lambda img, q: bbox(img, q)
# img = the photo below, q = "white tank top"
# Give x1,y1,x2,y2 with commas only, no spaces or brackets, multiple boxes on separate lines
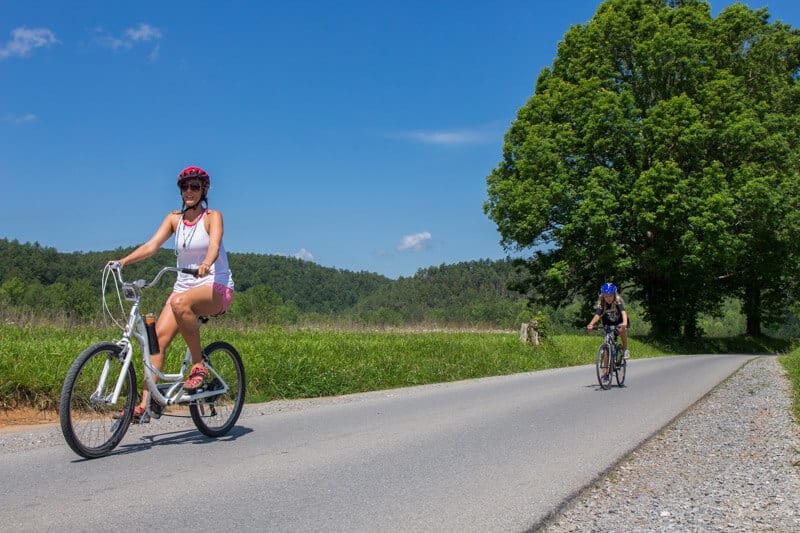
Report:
173,209,235,293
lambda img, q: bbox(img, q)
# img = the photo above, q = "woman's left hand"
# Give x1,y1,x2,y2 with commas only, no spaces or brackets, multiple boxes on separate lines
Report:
197,263,211,277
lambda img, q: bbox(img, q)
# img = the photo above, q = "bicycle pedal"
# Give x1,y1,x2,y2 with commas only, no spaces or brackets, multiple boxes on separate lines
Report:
133,414,151,424
149,397,166,419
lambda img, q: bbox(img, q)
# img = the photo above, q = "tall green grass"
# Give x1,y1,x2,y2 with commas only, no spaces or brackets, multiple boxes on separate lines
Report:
780,349,800,422
0,323,795,414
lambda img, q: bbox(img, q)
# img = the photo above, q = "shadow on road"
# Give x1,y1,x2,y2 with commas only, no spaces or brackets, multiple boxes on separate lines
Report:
122,425,253,453
69,425,254,461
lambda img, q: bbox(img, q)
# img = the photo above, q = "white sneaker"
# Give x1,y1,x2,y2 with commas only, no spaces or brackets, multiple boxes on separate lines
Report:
623,350,630,359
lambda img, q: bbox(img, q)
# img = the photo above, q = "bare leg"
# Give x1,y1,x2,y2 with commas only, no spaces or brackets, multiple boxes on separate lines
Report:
169,285,223,366
619,324,629,351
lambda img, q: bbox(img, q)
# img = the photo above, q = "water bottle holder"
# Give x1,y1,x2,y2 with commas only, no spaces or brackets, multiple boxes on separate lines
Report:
145,323,160,354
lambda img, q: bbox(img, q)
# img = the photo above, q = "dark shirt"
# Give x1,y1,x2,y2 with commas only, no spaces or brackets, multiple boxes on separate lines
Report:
595,298,625,326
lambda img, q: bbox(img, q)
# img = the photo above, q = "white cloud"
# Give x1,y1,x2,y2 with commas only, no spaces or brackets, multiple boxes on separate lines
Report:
412,131,484,144
3,112,37,124
148,43,160,62
94,24,162,57
392,128,496,146
15,113,36,124
126,24,162,42
0,27,59,60
293,248,315,261
397,231,433,252
96,33,126,50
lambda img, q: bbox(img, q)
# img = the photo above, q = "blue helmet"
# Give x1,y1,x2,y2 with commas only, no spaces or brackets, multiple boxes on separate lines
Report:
601,282,617,294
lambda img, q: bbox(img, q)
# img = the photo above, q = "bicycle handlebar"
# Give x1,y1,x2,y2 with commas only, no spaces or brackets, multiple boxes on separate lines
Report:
585,325,620,335
107,262,199,288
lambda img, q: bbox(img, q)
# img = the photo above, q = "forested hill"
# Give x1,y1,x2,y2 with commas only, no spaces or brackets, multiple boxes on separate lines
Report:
229,252,392,313
0,238,528,326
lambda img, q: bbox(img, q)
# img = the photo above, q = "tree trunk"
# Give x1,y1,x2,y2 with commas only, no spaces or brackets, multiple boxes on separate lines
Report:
744,283,762,336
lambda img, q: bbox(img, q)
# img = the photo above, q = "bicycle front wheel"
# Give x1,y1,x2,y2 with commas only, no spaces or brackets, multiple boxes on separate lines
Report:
615,352,627,387
190,341,246,438
595,343,612,390
60,342,137,458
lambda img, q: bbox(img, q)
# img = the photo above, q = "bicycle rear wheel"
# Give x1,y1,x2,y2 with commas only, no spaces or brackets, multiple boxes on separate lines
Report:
595,343,612,390
190,341,245,438
60,342,136,458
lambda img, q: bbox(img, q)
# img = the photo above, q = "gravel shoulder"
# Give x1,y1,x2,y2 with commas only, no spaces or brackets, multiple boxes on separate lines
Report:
540,356,800,532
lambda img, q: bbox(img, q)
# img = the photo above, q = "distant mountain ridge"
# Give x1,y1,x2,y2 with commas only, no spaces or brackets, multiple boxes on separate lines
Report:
0,238,526,326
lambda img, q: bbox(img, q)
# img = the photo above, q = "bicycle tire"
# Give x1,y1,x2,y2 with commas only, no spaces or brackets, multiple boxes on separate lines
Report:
595,343,612,390
60,342,136,458
190,341,245,438
614,347,627,387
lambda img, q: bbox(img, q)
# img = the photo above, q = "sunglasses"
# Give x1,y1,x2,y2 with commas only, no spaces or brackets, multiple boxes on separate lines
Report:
180,183,203,192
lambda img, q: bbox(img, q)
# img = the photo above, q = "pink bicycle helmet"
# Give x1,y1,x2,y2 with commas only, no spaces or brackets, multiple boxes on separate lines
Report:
177,166,210,185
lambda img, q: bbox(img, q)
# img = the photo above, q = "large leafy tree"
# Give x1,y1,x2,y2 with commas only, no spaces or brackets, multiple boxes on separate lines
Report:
485,0,800,336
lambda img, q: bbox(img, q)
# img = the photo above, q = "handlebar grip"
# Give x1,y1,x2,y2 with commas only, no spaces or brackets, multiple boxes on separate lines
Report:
181,268,199,277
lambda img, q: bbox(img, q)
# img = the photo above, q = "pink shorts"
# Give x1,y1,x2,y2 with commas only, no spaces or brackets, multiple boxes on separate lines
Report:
167,283,234,315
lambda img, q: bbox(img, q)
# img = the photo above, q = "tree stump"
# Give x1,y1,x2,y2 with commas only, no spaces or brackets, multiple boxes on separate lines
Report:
520,319,539,346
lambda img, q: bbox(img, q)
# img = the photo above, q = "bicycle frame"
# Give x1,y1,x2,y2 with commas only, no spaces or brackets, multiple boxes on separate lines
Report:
602,325,620,353
99,264,230,409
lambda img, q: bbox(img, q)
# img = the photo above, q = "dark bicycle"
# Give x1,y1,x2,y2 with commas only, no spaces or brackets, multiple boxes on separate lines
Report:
594,324,626,390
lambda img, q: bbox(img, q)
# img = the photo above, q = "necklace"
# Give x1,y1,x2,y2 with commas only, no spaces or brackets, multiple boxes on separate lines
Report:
181,219,199,248
175,209,205,252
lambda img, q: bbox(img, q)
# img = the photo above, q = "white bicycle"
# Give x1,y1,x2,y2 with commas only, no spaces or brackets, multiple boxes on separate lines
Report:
60,263,245,459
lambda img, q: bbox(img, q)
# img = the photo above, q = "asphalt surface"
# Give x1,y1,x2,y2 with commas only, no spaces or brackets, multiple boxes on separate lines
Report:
0,353,753,531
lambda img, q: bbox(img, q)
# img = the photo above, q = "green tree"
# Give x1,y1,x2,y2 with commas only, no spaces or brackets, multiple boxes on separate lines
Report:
485,0,800,337
229,284,286,324
65,279,97,318
0,277,25,307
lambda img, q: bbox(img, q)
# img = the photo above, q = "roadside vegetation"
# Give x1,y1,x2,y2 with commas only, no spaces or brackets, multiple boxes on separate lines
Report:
781,347,800,422
2,323,794,417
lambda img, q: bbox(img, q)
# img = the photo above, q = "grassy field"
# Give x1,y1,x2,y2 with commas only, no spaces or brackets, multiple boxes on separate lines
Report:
1,323,798,421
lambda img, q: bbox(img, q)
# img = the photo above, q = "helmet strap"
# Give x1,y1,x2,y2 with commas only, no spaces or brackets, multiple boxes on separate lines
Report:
182,196,208,214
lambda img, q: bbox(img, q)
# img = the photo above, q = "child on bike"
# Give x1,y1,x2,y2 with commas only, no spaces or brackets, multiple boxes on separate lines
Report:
111,166,235,422
587,282,630,360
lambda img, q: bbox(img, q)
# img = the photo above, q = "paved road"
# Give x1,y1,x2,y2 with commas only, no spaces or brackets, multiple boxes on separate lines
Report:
0,354,754,531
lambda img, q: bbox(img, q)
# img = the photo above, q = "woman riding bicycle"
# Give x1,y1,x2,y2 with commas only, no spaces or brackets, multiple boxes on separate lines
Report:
111,166,234,421
587,282,630,360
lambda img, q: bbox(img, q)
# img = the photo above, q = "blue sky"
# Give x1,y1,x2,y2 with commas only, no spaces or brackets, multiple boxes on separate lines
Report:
3,1,800,279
